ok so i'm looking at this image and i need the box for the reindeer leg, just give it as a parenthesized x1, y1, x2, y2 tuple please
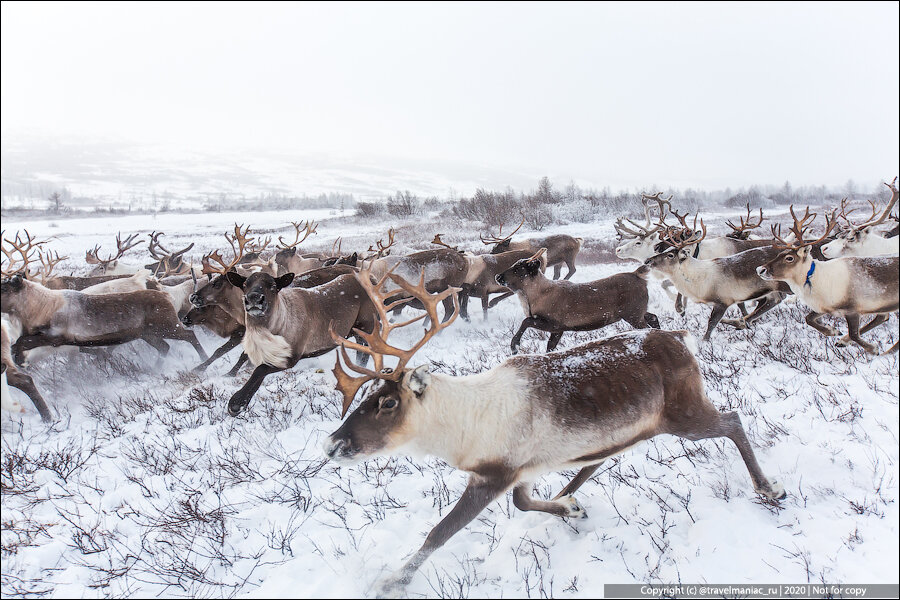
(669, 409, 784, 500)
(226, 353, 249, 377)
(546, 330, 565, 352)
(458, 293, 470, 323)
(805, 311, 840, 337)
(552, 263, 562, 280)
(352, 334, 370, 367)
(563, 260, 576, 280)
(702, 303, 728, 341)
(510, 316, 548, 353)
(481, 293, 490, 320)
(859, 313, 888, 335)
(376, 471, 516, 596)
(194, 332, 242, 373)
(675, 293, 686, 316)
(844, 314, 877, 354)
(169, 328, 208, 362)
(552, 464, 602, 499)
(513, 481, 587, 518)
(5, 368, 53, 422)
(228, 364, 282, 416)
(488, 291, 514, 308)
(145, 337, 171, 368)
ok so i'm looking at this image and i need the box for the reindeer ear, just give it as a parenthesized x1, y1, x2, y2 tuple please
(404, 365, 431, 398)
(225, 271, 246, 288)
(275, 273, 294, 289)
(798, 246, 811, 258)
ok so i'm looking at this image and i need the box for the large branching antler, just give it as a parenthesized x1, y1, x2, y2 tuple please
(201, 224, 254, 276)
(614, 193, 672, 239)
(365, 228, 397, 260)
(660, 211, 707, 252)
(1, 230, 45, 277)
(430, 234, 459, 251)
(37, 249, 68, 282)
(277, 221, 318, 249)
(480, 216, 525, 245)
(146, 231, 193, 272)
(329, 262, 461, 417)
(86, 232, 142, 266)
(771, 206, 837, 250)
(726, 204, 764, 239)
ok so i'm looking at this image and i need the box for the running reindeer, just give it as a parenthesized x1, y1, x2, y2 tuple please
(324, 263, 785, 596)
(482, 218, 583, 280)
(758, 205, 899, 354)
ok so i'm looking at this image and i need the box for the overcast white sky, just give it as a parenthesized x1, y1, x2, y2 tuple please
(2, 1, 898, 190)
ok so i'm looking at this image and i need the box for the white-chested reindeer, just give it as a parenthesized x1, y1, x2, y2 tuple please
(644, 214, 792, 341)
(758, 205, 899, 354)
(821, 178, 900, 258)
(323, 264, 785, 596)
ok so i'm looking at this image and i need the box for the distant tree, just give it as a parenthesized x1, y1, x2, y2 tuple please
(49, 191, 63, 213)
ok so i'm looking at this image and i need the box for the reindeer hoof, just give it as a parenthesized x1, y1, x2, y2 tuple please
(562, 495, 588, 519)
(835, 337, 851, 348)
(374, 572, 410, 599)
(722, 318, 747, 330)
(758, 480, 786, 501)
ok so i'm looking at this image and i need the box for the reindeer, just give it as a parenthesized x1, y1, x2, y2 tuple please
(496, 248, 659, 352)
(459, 248, 547, 319)
(1, 273, 208, 365)
(323, 273, 785, 596)
(85, 233, 143, 276)
(181, 303, 248, 375)
(725, 204, 765, 240)
(821, 179, 900, 258)
(272, 221, 320, 276)
(644, 215, 792, 341)
(758, 206, 899, 354)
(145, 231, 195, 276)
(482, 218, 583, 280)
(221, 264, 379, 416)
(2, 317, 52, 421)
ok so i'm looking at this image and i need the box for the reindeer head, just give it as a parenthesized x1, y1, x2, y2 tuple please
(323, 263, 461, 464)
(757, 207, 837, 283)
(481, 217, 525, 255)
(643, 212, 707, 274)
(225, 270, 295, 318)
(821, 178, 898, 258)
(495, 248, 547, 289)
(0, 273, 29, 314)
(614, 193, 672, 261)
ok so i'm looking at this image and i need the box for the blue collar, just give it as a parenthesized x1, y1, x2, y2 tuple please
(804, 261, 816, 289)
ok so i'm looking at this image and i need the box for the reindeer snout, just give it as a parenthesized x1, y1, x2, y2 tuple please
(495, 274, 506, 286)
(756, 266, 769, 279)
(323, 436, 348, 460)
(189, 292, 203, 307)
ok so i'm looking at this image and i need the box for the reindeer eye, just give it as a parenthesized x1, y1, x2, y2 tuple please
(635, 241, 642, 246)
(785, 256, 794, 262)
(379, 397, 398, 410)
(667, 253, 674, 259)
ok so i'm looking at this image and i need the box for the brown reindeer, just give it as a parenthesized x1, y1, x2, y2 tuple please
(496, 248, 660, 353)
(758, 206, 899, 354)
(2, 274, 208, 365)
(221, 263, 379, 415)
(725, 204, 765, 240)
(482, 219, 583, 280)
(324, 274, 784, 596)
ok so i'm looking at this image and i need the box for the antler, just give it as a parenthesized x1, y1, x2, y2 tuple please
(88, 232, 142, 267)
(248, 235, 272, 254)
(365, 228, 397, 260)
(1, 230, 44, 277)
(277, 221, 318, 249)
(858, 177, 899, 229)
(201, 224, 254, 275)
(726, 204, 764, 238)
(331, 237, 344, 257)
(480, 216, 525, 245)
(431, 234, 459, 251)
(660, 212, 707, 252)
(147, 231, 171, 260)
(37, 249, 68, 282)
(329, 262, 461, 416)
(772, 206, 837, 250)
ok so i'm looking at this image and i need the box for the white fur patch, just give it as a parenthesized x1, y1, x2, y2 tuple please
(241, 325, 293, 368)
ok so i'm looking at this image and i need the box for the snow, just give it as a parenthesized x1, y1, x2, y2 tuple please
(1, 209, 898, 598)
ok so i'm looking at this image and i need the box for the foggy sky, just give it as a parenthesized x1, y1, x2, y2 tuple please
(2, 1, 898, 190)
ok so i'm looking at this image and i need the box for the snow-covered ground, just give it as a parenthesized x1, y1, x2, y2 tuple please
(1, 210, 898, 598)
